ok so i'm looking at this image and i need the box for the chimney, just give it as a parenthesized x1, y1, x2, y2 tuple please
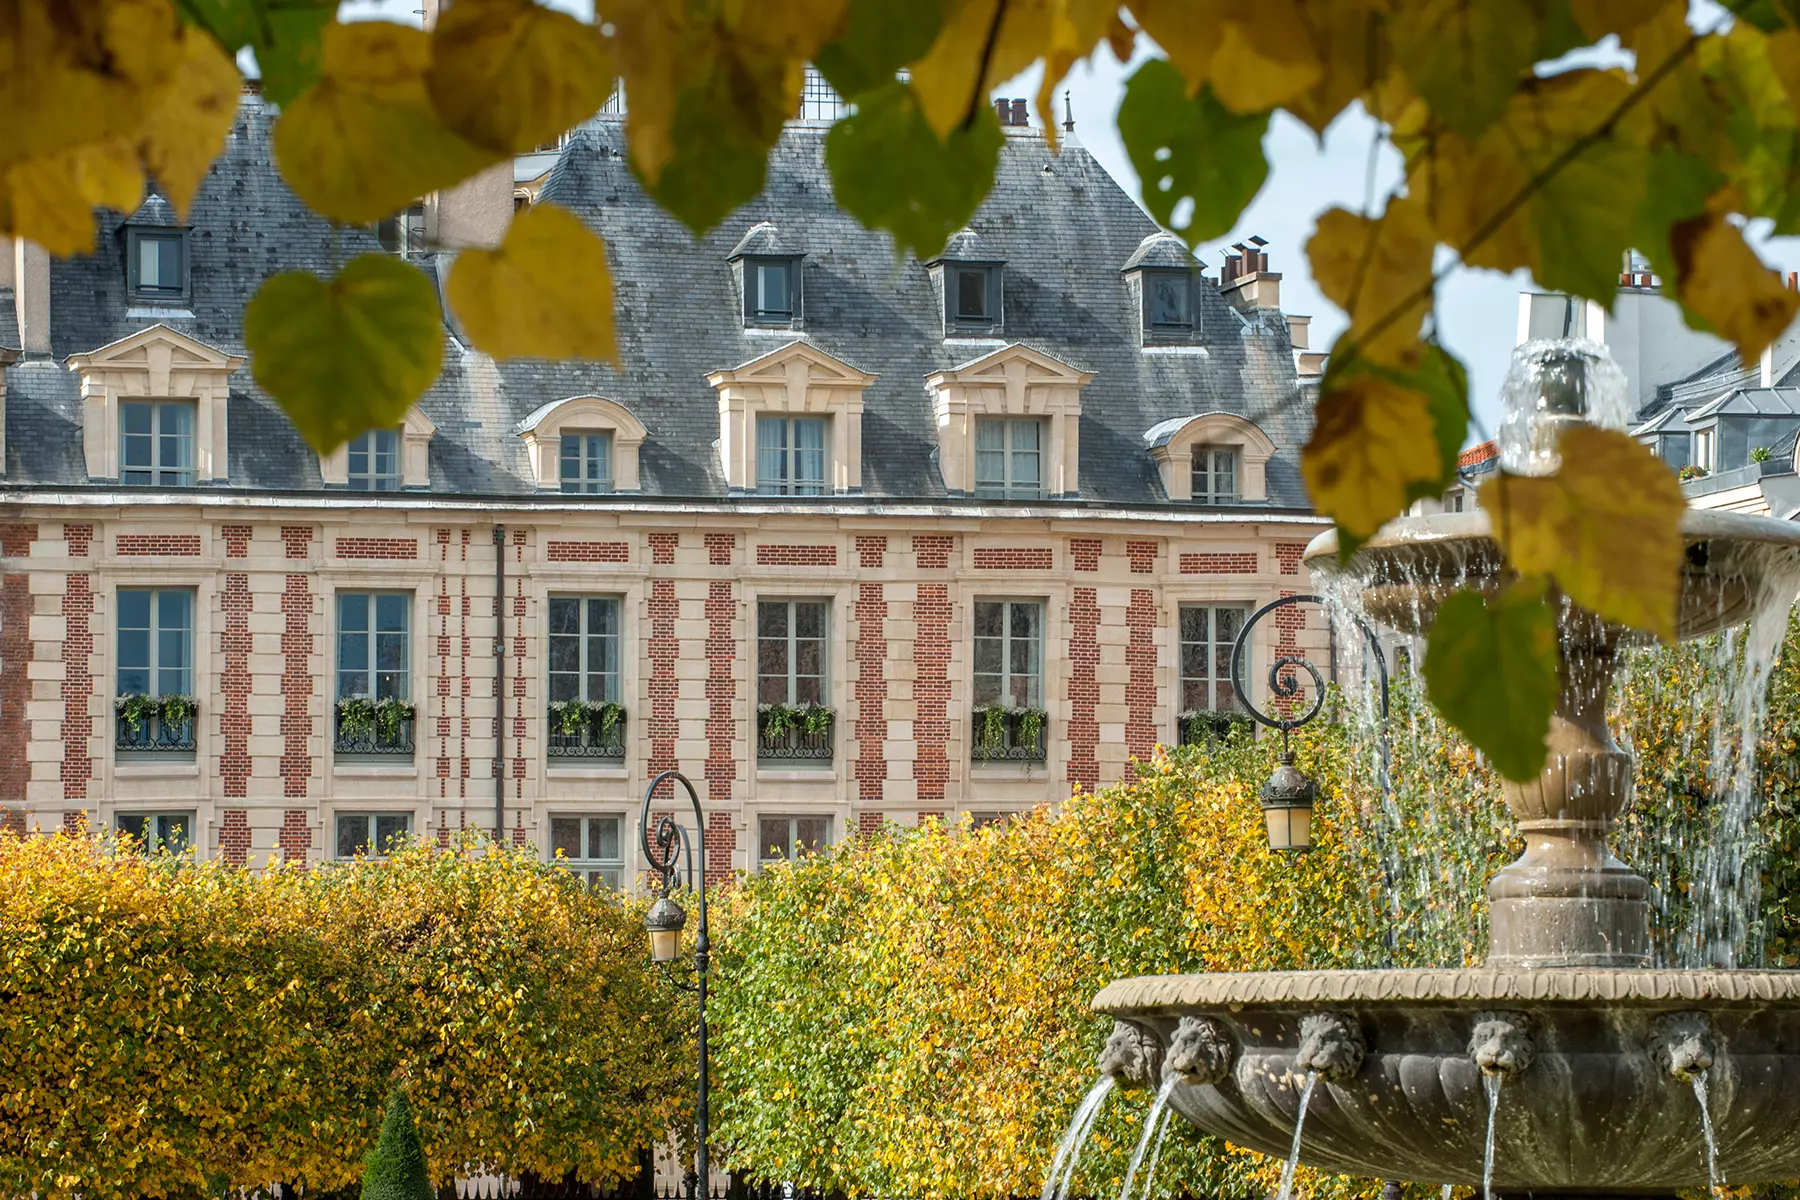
(1010, 98, 1027, 127)
(994, 98, 1010, 125)
(1220, 236, 1281, 310)
(12, 239, 50, 358)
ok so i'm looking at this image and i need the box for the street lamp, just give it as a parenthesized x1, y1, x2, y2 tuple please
(640, 770, 710, 1200)
(1259, 749, 1316, 853)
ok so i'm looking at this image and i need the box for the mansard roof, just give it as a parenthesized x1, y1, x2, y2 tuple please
(10, 92, 1313, 508)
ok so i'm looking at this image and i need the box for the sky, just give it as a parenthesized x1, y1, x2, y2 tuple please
(339, 0, 1800, 438)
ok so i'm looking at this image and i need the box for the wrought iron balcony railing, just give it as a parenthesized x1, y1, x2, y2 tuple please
(970, 707, 1048, 764)
(547, 706, 627, 759)
(757, 707, 834, 762)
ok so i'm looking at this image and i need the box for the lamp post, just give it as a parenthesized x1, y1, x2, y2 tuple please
(640, 770, 710, 1200)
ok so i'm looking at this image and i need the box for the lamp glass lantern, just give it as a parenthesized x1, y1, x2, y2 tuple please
(1259, 750, 1316, 853)
(646, 895, 689, 962)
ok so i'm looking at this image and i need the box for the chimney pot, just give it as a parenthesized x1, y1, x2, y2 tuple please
(1010, 98, 1028, 126)
(994, 98, 1010, 124)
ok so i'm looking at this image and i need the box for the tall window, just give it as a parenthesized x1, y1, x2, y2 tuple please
(1149, 272, 1193, 329)
(116, 812, 194, 856)
(1180, 605, 1247, 713)
(1694, 428, 1716, 473)
(954, 265, 997, 323)
(974, 418, 1043, 498)
(1191, 445, 1240, 504)
(120, 400, 195, 486)
(757, 416, 827, 495)
(346, 428, 401, 491)
(751, 259, 793, 321)
(560, 432, 613, 493)
(973, 600, 1043, 707)
(335, 813, 411, 859)
(128, 230, 186, 299)
(758, 815, 830, 866)
(548, 597, 620, 703)
(757, 600, 826, 705)
(118, 589, 192, 698)
(550, 815, 625, 888)
(337, 593, 409, 701)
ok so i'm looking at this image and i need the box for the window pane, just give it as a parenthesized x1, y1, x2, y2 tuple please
(757, 417, 787, 493)
(759, 817, 791, 861)
(1009, 601, 1041, 641)
(975, 420, 1005, 453)
(795, 601, 824, 639)
(973, 601, 1003, 638)
(156, 814, 191, 856)
(157, 237, 182, 289)
(1152, 274, 1190, 326)
(549, 597, 580, 636)
(348, 432, 370, 481)
(374, 814, 409, 854)
(793, 419, 826, 492)
(796, 817, 829, 854)
(139, 236, 163, 288)
(339, 593, 370, 633)
(956, 268, 987, 318)
(757, 601, 787, 639)
(117, 813, 148, 846)
(560, 435, 581, 490)
(337, 815, 369, 858)
(551, 817, 582, 861)
(973, 636, 1002, 676)
(589, 816, 621, 862)
(548, 634, 580, 677)
(376, 594, 407, 632)
(122, 402, 154, 438)
(756, 261, 790, 316)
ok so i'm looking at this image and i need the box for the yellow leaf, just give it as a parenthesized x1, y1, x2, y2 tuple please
(1667, 210, 1800, 363)
(1480, 426, 1684, 641)
(5, 141, 144, 256)
(139, 30, 242, 219)
(273, 21, 504, 225)
(1301, 368, 1445, 545)
(1283, 0, 1390, 135)
(908, 0, 1062, 139)
(1569, 0, 1678, 40)
(1388, 0, 1541, 138)
(427, 0, 616, 154)
(445, 203, 617, 362)
(1128, 0, 1322, 115)
(1306, 197, 1437, 366)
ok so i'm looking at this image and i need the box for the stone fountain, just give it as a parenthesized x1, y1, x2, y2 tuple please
(1092, 340, 1800, 1195)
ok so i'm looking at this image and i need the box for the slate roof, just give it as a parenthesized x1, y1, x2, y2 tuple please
(1685, 386, 1800, 421)
(7, 93, 1312, 508)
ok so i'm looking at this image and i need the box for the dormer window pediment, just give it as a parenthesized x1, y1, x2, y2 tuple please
(729, 222, 804, 329)
(516, 395, 648, 493)
(925, 343, 1093, 499)
(1144, 412, 1276, 503)
(67, 324, 241, 487)
(707, 341, 874, 495)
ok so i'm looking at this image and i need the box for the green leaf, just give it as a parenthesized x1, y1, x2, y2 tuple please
(245, 254, 444, 455)
(1117, 59, 1270, 248)
(1634, 149, 1723, 272)
(179, 0, 335, 108)
(1389, 0, 1543, 139)
(634, 75, 778, 237)
(814, 0, 948, 99)
(1423, 583, 1558, 783)
(826, 81, 1002, 261)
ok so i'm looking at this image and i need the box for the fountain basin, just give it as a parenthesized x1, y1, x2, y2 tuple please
(1095, 969, 1800, 1192)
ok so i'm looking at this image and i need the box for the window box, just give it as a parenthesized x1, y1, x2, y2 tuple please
(1178, 709, 1252, 746)
(757, 703, 834, 762)
(548, 700, 627, 759)
(115, 693, 197, 756)
(971, 706, 1048, 764)
(334, 697, 415, 756)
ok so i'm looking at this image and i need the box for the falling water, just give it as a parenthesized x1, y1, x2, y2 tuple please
(1041, 1077, 1115, 1200)
(1693, 1070, 1720, 1197)
(1275, 1071, 1320, 1200)
(1440, 1186, 1454, 1200)
(1119, 1077, 1178, 1200)
(1482, 1074, 1502, 1200)
(1135, 1096, 1178, 1200)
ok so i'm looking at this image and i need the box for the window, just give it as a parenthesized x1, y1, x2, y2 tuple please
(1148, 272, 1193, 329)
(550, 815, 625, 889)
(954, 265, 997, 323)
(116, 812, 195, 856)
(128, 229, 186, 300)
(1694, 428, 1715, 473)
(118, 588, 193, 699)
(1180, 605, 1247, 714)
(973, 600, 1043, 708)
(376, 203, 426, 256)
(1659, 432, 1692, 470)
(757, 600, 826, 706)
(560, 432, 613, 493)
(756, 416, 827, 495)
(346, 429, 401, 491)
(1446, 489, 1466, 513)
(758, 815, 831, 865)
(549, 597, 620, 704)
(335, 813, 412, 859)
(974, 418, 1044, 498)
(120, 400, 195, 486)
(337, 593, 409, 701)
(749, 259, 794, 321)
(1191, 445, 1241, 504)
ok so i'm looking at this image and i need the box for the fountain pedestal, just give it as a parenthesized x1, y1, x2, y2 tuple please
(1487, 642, 1650, 969)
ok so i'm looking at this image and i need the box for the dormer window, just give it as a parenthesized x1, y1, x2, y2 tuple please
(126, 228, 188, 304)
(928, 230, 1005, 337)
(729, 222, 804, 329)
(1144, 413, 1274, 503)
(955, 265, 997, 323)
(1122, 232, 1202, 346)
(120, 399, 195, 486)
(561, 431, 614, 493)
(347, 429, 401, 491)
(708, 342, 873, 495)
(1192, 445, 1240, 504)
(516, 396, 646, 492)
(756, 415, 827, 495)
(1149, 271, 1194, 331)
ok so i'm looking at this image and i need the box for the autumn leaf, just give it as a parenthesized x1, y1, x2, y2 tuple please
(179, 0, 334, 107)
(5, 142, 144, 257)
(1306, 197, 1437, 366)
(1117, 60, 1269, 248)
(1129, 0, 1324, 116)
(272, 21, 503, 226)
(1423, 582, 1558, 782)
(139, 30, 242, 218)
(245, 254, 445, 454)
(445, 204, 617, 363)
(1282, 0, 1391, 135)
(1389, 0, 1543, 138)
(1665, 210, 1800, 363)
(1481, 426, 1685, 641)
(1303, 344, 1469, 557)
(825, 81, 1003, 261)
(426, 0, 615, 155)
(813, 0, 949, 99)
(1568, 0, 1678, 39)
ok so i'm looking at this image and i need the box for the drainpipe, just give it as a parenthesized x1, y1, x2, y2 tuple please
(494, 524, 506, 845)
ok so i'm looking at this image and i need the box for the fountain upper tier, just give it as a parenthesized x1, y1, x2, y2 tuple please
(1303, 509, 1800, 642)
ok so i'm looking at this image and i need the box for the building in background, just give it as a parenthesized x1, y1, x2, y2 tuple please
(0, 84, 1328, 879)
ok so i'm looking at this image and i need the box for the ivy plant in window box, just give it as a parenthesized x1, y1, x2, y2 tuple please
(159, 694, 198, 730)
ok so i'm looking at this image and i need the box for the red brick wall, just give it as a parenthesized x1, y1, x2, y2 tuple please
(116, 533, 201, 556)
(281, 526, 311, 560)
(511, 531, 527, 804)
(1071, 538, 1101, 572)
(220, 573, 252, 798)
(913, 534, 953, 570)
(279, 809, 310, 863)
(1126, 588, 1159, 762)
(650, 532, 677, 565)
(335, 537, 418, 560)
(973, 547, 1052, 570)
(1127, 541, 1158, 574)
(705, 810, 735, 886)
(913, 583, 951, 803)
(647, 580, 678, 777)
(856, 535, 886, 570)
(755, 544, 837, 567)
(1275, 542, 1307, 575)
(1180, 551, 1257, 574)
(857, 810, 884, 837)
(1067, 586, 1099, 793)
(854, 581, 887, 803)
(705, 578, 736, 804)
(222, 524, 252, 558)
(0, 524, 38, 806)
(219, 809, 250, 867)
(1273, 590, 1304, 715)
(547, 541, 629, 563)
(280, 526, 315, 798)
(706, 533, 735, 566)
(61, 528, 94, 801)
